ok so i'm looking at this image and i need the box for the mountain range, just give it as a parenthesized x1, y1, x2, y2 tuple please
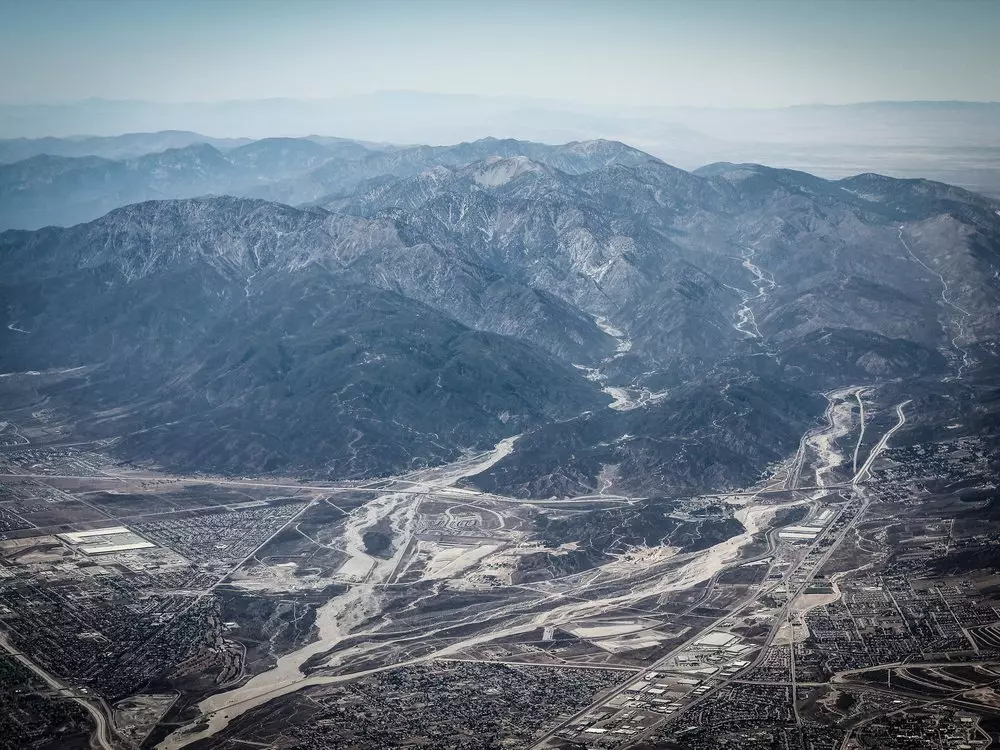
(3, 95, 999, 195)
(1, 137, 998, 497)
(0, 136, 657, 230)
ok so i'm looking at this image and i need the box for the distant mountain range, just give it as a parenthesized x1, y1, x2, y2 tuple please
(0, 130, 252, 163)
(3, 94, 999, 143)
(2, 137, 997, 496)
(0, 135, 654, 229)
(2, 93, 999, 194)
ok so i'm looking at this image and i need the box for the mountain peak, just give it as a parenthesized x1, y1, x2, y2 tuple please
(472, 155, 549, 187)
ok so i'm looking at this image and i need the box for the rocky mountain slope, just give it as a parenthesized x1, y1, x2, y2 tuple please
(0, 130, 251, 164)
(0, 198, 606, 477)
(0, 136, 654, 231)
(2, 138, 998, 494)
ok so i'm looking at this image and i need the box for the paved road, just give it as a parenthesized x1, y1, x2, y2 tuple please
(537, 397, 909, 749)
(628, 399, 911, 744)
(444, 658, 642, 672)
(0, 631, 119, 750)
(0, 398, 911, 750)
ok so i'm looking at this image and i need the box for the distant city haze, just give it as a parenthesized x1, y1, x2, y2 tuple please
(1, 0, 999, 195)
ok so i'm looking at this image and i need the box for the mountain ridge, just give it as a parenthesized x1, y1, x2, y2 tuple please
(2, 137, 998, 495)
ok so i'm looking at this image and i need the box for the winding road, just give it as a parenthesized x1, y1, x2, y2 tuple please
(0, 631, 119, 750)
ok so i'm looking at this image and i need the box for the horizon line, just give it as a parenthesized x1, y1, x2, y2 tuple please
(1, 92, 999, 111)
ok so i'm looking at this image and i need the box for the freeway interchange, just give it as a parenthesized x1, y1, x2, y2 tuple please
(527, 393, 912, 748)
(1, 385, 998, 750)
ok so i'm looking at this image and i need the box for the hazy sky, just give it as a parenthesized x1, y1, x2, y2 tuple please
(1, 0, 998, 108)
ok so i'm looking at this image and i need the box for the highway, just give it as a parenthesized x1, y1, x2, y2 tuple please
(851, 387, 867, 475)
(0, 470, 850, 501)
(1, 393, 913, 750)
(853, 399, 911, 486)
(0, 630, 119, 750)
(533, 394, 909, 749)
(628, 398, 911, 746)
(834, 659, 1000, 749)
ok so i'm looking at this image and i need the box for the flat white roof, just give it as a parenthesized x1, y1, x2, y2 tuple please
(80, 542, 156, 555)
(58, 527, 131, 543)
(695, 631, 738, 647)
